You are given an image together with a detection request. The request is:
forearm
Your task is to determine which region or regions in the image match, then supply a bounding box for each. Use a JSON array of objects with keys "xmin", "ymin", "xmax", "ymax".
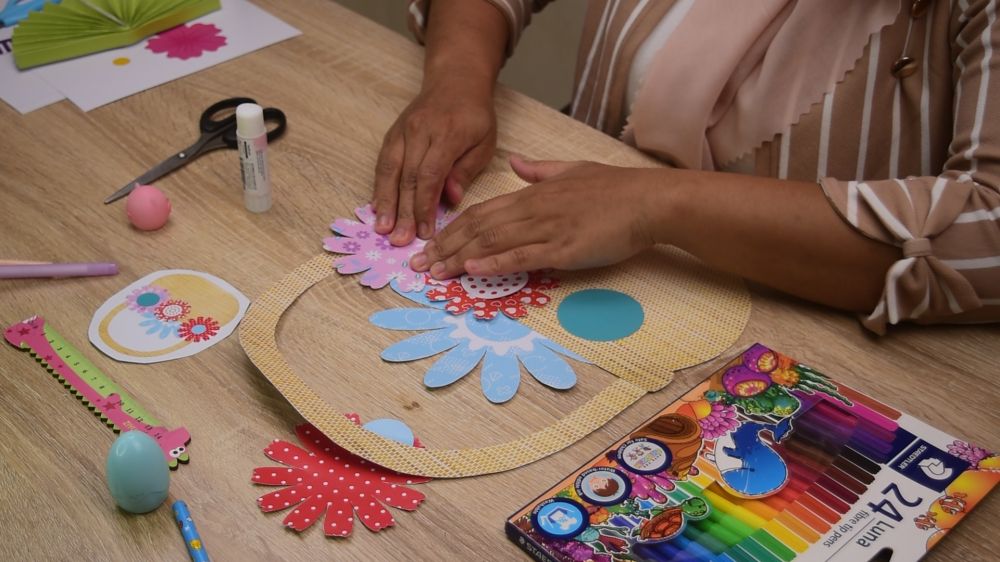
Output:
[
  {"xmin": 647, "ymin": 169, "xmax": 899, "ymax": 312},
  {"xmin": 422, "ymin": 0, "xmax": 508, "ymax": 97}
]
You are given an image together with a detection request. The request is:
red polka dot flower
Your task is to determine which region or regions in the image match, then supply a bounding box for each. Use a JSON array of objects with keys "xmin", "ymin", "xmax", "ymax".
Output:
[
  {"xmin": 426, "ymin": 271, "xmax": 558, "ymax": 320},
  {"xmin": 251, "ymin": 415, "xmax": 430, "ymax": 537}
]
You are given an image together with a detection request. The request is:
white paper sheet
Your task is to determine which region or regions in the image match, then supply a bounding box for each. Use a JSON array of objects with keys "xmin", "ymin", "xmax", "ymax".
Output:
[
  {"xmin": 2, "ymin": 0, "xmax": 300, "ymax": 113},
  {"xmin": 0, "ymin": 26, "xmax": 65, "ymax": 113}
]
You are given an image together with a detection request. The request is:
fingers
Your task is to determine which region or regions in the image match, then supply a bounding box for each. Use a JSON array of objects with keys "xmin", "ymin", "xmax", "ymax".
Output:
[
  {"xmin": 465, "ymin": 244, "xmax": 552, "ymax": 277},
  {"xmin": 509, "ymin": 154, "xmax": 586, "ymax": 183},
  {"xmin": 391, "ymin": 125, "xmax": 431, "ymax": 246},
  {"xmin": 410, "ymin": 194, "xmax": 519, "ymax": 272},
  {"xmin": 372, "ymin": 130, "xmax": 404, "ymax": 234},
  {"xmin": 427, "ymin": 219, "xmax": 542, "ymax": 279},
  {"xmin": 443, "ymin": 176, "xmax": 464, "ymax": 206},
  {"xmin": 444, "ymin": 139, "xmax": 495, "ymax": 206},
  {"xmin": 413, "ymin": 138, "xmax": 465, "ymax": 240}
]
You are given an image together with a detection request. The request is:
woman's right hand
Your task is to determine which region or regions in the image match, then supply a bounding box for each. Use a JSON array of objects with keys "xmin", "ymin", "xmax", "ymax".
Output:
[{"xmin": 372, "ymin": 77, "xmax": 497, "ymax": 246}]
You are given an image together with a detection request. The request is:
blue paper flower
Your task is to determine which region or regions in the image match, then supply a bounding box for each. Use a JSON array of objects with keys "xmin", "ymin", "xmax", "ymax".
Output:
[
  {"xmin": 370, "ymin": 283, "xmax": 587, "ymax": 403},
  {"xmin": 138, "ymin": 312, "xmax": 179, "ymax": 339}
]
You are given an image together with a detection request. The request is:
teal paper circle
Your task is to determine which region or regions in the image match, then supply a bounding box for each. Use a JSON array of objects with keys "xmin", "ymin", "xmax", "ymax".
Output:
[
  {"xmin": 557, "ymin": 289, "xmax": 644, "ymax": 341},
  {"xmin": 136, "ymin": 292, "xmax": 161, "ymax": 307}
]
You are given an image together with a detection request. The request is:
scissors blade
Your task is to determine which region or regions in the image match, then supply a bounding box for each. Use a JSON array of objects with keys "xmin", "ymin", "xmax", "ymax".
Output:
[{"xmin": 103, "ymin": 149, "xmax": 195, "ymax": 204}]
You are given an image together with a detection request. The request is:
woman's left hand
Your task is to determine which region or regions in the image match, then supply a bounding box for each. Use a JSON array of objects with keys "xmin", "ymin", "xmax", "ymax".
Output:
[{"xmin": 409, "ymin": 155, "xmax": 663, "ymax": 278}]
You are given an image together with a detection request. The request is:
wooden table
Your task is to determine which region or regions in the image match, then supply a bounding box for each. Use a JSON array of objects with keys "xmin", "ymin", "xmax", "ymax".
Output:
[{"xmin": 1, "ymin": 1, "xmax": 998, "ymax": 560}]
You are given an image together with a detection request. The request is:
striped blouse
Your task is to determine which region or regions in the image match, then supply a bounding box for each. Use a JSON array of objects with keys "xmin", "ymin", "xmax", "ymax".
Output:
[{"xmin": 408, "ymin": 0, "xmax": 1000, "ymax": 333}]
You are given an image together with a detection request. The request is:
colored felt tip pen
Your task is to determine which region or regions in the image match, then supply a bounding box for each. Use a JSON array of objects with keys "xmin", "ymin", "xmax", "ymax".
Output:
[
  {"xmin": 0, "ymin": 262, "xmax": 118, "ymax": 279},
  {"xmin": 172, "ymin": 500, "xmax": 211, "ymax": 562},
  {"xmin": 236, "ymin": 103, "xmax": 272, "ymax": 213}
]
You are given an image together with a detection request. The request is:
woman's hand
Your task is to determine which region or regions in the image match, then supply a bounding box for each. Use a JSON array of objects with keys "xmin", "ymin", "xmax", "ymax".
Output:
[
  {"xmin": 410, "ymin": 155, "xmax": 662, "ymax": 278},
  {"xmin": 372, "ymin": 79, "xmax": 497, "ymax": 247}
]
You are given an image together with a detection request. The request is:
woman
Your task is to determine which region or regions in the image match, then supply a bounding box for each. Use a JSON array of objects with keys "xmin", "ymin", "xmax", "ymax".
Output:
[{"xmin": 370, "ymin": 0, "xmax": 999, "ymax": 333}]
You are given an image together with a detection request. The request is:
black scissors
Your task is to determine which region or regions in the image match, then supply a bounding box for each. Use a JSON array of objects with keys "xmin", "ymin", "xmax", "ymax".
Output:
[{"xmin": 104, "ymin": 97, "xmax": 287, "ymax": 204}]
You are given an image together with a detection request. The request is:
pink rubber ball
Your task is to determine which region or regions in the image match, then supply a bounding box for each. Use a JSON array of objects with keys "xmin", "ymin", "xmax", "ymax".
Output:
[{"xmin": 126, "ymin": 184, "xmax": 172, "ymax": 231}]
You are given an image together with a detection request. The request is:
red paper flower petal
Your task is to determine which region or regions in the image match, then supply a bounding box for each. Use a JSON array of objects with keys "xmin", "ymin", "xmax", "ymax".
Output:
[
  {"xmin": 251, "ymin": 416, "xmax": 431, "ymax": 538},
  {"xmin": 427, "ymin": 271, "xmax": 557, "ymax": 320},
  {"xmin": 282, "ymin": 494, "xmax": 330, "ymax": 531},
  {"xmin": 177, "ymin": 316, "xmax": 219, "ymax": 342},
  {"xmin": 263, "ymin": 440, "xmax": 312, "ymax": 466}
]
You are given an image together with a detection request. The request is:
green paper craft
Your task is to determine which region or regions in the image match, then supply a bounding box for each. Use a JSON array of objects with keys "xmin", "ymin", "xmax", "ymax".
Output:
[{"xmin": 12, "ymin": 0, "xmax": 220, "ymax": 69}]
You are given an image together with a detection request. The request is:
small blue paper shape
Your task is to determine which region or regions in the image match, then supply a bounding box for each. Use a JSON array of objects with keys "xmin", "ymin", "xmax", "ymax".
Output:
[
  {"xmin": 370, "ymin": 281, "xmax": 587, "ymax": 403},
  {"xmin": 1, "ymin": 0, "xmax": 57, "ymax": 27}
]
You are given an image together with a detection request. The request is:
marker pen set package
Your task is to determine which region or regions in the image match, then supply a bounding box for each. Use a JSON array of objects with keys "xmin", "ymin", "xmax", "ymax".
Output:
[{"xmin": 506, "ymin": 344, "xmax": 999, "ymax": 562}]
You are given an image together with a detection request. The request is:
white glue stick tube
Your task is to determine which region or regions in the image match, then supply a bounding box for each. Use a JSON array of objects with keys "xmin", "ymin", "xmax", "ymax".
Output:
[{"xmin": 236, "ymin": 103, "xmax": 272, "ymax": 213}]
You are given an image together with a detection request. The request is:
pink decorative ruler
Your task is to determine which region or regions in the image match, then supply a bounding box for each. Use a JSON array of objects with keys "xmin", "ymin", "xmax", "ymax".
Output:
[{"xmin": 4, "ymin": 316, "xmax": 191, "ymax": 469}]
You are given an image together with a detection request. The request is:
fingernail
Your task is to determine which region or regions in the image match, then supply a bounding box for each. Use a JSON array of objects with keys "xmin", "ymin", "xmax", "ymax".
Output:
[
  {"xmin": 465, "ymin": 259, "xmax": 483, "ymax": 274},
  {"xmin": 410, "ymin": 253, "xmax": 428, "ymax": 271},
  {"xmin": 377, "ymin": 215, "xmax": 392, "ymax": 231},
  {"xmin": 418, "ymin": 221, "xmax": 431, "ymax": 239},
  {"xmin": 430, "ymin": 261, "xmax": 447, "ymax": 278}
]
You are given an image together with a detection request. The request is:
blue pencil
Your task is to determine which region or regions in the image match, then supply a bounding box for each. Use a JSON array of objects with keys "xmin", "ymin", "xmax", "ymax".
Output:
[{"xmin": 172, "ymin": 500, "xmax": 210, "ymax": 562}]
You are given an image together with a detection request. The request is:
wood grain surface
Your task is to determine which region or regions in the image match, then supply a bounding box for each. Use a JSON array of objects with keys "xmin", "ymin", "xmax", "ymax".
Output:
[{"xmin": 0, "ymin": 1, "xmax": 997, "ymax": 560}]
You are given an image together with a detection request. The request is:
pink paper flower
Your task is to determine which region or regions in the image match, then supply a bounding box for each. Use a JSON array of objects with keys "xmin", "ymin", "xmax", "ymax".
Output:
[
  {"xmin": 125, "ymin": 285, "xmax": 169, "ymax": 313},
  {"xmin": 323, "ymin": 204, "xmax": 454, "ymax": 292},
  {"xmin": 426, "ymin": 271, "xmax": 558, "ymax": 320},
  {"xmin": 147, "ymin": 23, "xmax": 227, "ymax": 60},
  {"xmin": 251, "ymin": 416, "xmax": 430, "ymax": 537}
]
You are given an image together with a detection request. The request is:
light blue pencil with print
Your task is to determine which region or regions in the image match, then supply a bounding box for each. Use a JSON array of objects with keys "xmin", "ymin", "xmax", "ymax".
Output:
[{"xmin": 172, "ymin": 500, "xmax": 211, "ymax": 562}]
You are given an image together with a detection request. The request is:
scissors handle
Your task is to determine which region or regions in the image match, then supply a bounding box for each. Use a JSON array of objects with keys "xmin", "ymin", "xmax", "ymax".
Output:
[
  {"xmin": 218, "ymin": 107, "xmax": 288, "ymax": 149},
  {"xmin": 199, "ymin": 97, "xmax": 257, "ymax": 132},
  {"xmin": 200, "ymin": 98, "xmax": 288, "ymax": 150}
]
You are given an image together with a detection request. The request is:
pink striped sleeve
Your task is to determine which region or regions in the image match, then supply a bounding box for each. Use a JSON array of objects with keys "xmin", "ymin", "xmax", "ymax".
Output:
[
  {"xmin": 406, "ymin": 0, "xmax": 550, "ymax": 56},
  {"xmin": 819, "ymin": 0, "xmax": 1000, "ymax": 333}
]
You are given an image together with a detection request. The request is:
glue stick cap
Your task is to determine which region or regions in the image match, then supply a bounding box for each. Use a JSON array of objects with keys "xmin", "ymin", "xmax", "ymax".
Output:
[{"xmin": 236, "ymin": 103, "xmax": 266, "ymax": 138}]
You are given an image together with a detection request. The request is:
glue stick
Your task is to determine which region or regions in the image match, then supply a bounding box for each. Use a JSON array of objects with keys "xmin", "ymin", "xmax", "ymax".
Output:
[{"xmin": 236, "ymin": 103, "xmax": 272, "ymax": 213}]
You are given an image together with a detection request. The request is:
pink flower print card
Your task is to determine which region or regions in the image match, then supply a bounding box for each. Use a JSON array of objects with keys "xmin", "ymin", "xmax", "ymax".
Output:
[{"xmin": 29, "ymin": 0, "xmax": 300, "ymax": 111}]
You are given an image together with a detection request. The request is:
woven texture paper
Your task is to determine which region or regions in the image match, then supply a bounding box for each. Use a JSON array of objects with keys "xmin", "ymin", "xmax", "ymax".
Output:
[{"xmin": 239, "ymin": 171, "xmax": 751, "ymax": 478}]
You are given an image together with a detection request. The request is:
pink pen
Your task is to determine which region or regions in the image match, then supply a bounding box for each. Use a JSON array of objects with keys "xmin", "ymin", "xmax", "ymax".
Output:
[{"xmin": 0, "ymin": 262, "xmax": 118, "ymax": 279}]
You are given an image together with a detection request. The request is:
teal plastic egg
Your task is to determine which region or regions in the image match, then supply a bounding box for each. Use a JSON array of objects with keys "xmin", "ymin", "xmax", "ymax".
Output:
[{"xmin": 105, "ymin": 431, "xmax": 170, "ymax": 513}]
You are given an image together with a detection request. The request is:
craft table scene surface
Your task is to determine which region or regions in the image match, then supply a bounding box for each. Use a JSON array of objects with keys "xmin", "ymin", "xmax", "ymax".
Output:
[{"xmin": 1, "ymin": 0, "xmax": 998, "ymax": 560}]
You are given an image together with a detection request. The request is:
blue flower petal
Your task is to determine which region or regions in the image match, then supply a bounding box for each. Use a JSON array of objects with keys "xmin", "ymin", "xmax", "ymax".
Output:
[
  {"xmin": 423, "ymin": 345, "xmax": 487, "ymax": 388},
  {"xmin": 144, "ymin": 322, "xmax": 161, "ymax": 336},
  {"xmin": 518, "ymin": 343, "xmax": 577, "ymax": 390},
  {"xmin": 467, "ymin": 312, "xmax": 532, "ymax": 341},
  {"xmin": 380, "ymin": 329, "xmax": 458, "ymax": 362},
  {"xmin": 538, "ymin": 338, "xmax": 590, "ymax": 364},
  {"xmin": 373, "ymin": 285, "xmax": 585, "ymax": 401},
  {"xmin": 480, "ymin": 351, "xmax": 521, "ymax": 403},
  {"xmin": 389, "ymin": 281, "xmax": 445, "ymax": 309},
  {"xmin": 369, "ymin": 308, "xmax": 450, "ymax": 331}
]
